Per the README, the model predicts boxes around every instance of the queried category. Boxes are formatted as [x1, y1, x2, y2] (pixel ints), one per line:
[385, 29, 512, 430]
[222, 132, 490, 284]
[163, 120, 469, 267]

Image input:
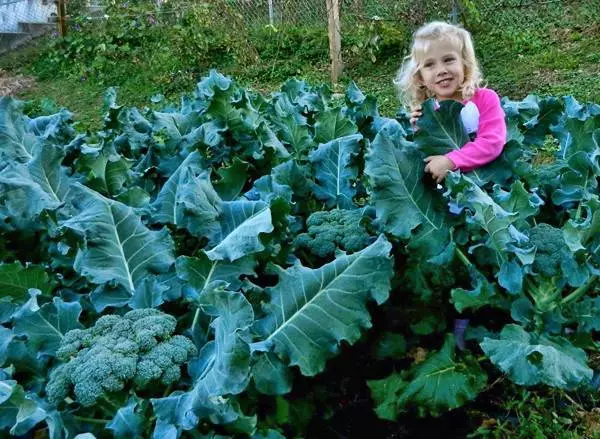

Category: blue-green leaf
[481, 324, 593, 389]
[12, 290, 82, 356]
[366, 132, 453, 260]
[61, 183, 175, 293]
[252, 235, 393, 376]
[107, 401, 145, 438]
[308, 133, 362, 209]
[205, 201, 273, 262]
[0, 262, 51, 300]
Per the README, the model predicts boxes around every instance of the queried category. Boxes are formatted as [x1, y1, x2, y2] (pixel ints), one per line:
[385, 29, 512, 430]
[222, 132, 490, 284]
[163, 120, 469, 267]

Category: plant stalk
[74, 416, 110, 424]
[561, 275, 598, 306]
[455, 247, 472, 268]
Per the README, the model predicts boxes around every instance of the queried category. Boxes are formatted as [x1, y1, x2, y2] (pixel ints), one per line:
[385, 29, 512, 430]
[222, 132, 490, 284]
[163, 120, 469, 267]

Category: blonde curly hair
[394, 21, 483, 110]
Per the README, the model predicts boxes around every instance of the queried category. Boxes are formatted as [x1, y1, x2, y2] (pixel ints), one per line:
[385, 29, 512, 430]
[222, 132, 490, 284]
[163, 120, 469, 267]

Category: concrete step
[0, 32, 32, 54]
[18, 21, 55, 38]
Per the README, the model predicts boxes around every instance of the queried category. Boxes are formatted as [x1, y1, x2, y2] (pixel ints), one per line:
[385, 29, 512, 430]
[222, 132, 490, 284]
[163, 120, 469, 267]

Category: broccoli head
[294, 209, 373, 258]
[46, 308, 197, 407]
[527, 223, 568, 278]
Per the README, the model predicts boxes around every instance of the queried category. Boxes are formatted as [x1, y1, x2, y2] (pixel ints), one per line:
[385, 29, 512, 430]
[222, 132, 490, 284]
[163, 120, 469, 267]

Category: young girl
[395, 21, 507, 183]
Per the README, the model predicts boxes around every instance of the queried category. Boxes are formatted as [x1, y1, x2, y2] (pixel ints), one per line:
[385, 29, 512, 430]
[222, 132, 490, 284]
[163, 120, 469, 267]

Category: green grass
[474, 1, 600, 103]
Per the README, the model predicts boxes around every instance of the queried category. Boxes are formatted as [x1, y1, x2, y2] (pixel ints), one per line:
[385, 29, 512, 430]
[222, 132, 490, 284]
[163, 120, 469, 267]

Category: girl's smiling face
[417, 40, 465, 101]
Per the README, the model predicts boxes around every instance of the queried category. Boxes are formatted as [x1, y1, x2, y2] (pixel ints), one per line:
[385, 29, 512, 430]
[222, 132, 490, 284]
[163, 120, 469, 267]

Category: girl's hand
[424, 155, 455, 183]
[410, 105, 422, 129]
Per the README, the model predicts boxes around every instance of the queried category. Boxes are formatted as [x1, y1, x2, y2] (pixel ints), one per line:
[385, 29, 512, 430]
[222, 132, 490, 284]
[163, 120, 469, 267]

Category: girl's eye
[423, 62, 433, 68]
[444, 58, 456, 63]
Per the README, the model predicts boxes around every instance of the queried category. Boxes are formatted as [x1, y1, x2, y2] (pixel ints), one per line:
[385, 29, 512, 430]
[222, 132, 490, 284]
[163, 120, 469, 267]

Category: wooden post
[56, 0, 67, 37]
[326, 0, 342, 85]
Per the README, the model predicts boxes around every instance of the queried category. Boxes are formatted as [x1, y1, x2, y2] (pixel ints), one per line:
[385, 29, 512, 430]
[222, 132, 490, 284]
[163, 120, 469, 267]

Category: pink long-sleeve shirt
[445, 87, 507, 172]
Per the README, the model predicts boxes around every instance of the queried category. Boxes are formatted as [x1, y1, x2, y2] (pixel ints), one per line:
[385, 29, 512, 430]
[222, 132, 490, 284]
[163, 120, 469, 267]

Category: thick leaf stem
[575, 203, 583, 221]
[74, 416, 110, 424]
[455, 248, 473, 268]
[561, 275, 598, 306]
[192, 307, 201, 330]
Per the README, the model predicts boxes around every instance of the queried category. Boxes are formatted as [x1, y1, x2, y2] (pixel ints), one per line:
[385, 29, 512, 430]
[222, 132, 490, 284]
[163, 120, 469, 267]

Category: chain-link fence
[0, 0, 56, 54]
[224, 0, 458, 27]
[0, 0, 56, 31]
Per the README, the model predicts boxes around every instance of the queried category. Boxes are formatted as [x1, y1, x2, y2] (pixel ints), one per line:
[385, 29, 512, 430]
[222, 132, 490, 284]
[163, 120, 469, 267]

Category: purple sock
[591, 370, 600, 391]
[453, 318, 470, 351]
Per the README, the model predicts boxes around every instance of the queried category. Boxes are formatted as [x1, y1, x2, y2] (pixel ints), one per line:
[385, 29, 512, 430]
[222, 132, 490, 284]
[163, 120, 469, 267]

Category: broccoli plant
[46, 309, 197, 407]
[2, 72, 600, 438]
[527, 223, 571, 278]
[293, 208, 375, 258]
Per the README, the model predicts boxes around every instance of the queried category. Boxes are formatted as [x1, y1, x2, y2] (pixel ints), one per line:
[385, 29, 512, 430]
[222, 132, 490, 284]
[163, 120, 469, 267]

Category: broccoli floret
[46, 363, 72, 406]
[46, 309, 197, 407]
[527, 223, 568, 277]
[294, 209, 373, 258]
[134, 335, 196, 387]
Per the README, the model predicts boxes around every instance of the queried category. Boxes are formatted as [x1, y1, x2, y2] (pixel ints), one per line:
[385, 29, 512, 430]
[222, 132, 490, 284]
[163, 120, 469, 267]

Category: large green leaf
[521, 96, 564, 146]
[492, 181, 544, 225]
[0, 327, 14, 366]
[0, 262, 51, 300]
[369, 335, 487, 419]
[0, 380, 46, 435]
[314, 107, 358, 144]
[175, 253, 257, 293]
[308, 133, 362, 209]
[107, 401, 145, 438]
[564, 297, 600, 333]
[271, 114, 313, 159]
[246, 160, 311, 205]
[553, 118, 599, 164]
[271, 79, 329, 124]
[213, 158, 250, 201]
[251, 352, 292, 395]
[446, 173, 522, 267]
[480, 324, 593, 389]
[398, 335, 487, 416]
[61, 183, 175, 293]
[150, 151, 222, 238]
[451, 267, 509, 313]
[413, 99, 470, 157]
[75, 141, 133, 196]
[252, 235, 393, 376]
[0, 98, 37, 163]
[0, 144, 71, 230]
[205, 200, 274, 262]
[552, 130, 600, 206]
[12, 291, 82, 356]
[151, 287, 254, 432]
[365, 131, 453, 260]
[367, 372, 406, 421]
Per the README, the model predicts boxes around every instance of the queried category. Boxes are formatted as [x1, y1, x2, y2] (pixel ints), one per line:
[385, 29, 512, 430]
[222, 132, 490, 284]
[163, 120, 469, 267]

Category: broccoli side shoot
[527, 223, 569, 278]
[46, 308, 197, 407]
[294, 209, 374, 258]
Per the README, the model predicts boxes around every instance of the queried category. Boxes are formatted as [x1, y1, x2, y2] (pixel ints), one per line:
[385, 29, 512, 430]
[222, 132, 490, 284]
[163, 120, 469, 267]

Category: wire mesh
[0, 0, 56, 54]
[0, 0, 56, 32]
[223, 0, 327, 26]
[223, 0, 455, 29]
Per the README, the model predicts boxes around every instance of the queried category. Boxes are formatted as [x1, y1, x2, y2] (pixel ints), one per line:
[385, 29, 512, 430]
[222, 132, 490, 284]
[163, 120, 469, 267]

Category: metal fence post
[268, 0, 274, 26]
[450, 0, 459, 24]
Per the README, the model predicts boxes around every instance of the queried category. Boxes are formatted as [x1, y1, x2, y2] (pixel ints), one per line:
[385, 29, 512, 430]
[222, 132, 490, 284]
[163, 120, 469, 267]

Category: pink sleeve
[445, 88, 507, 172]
